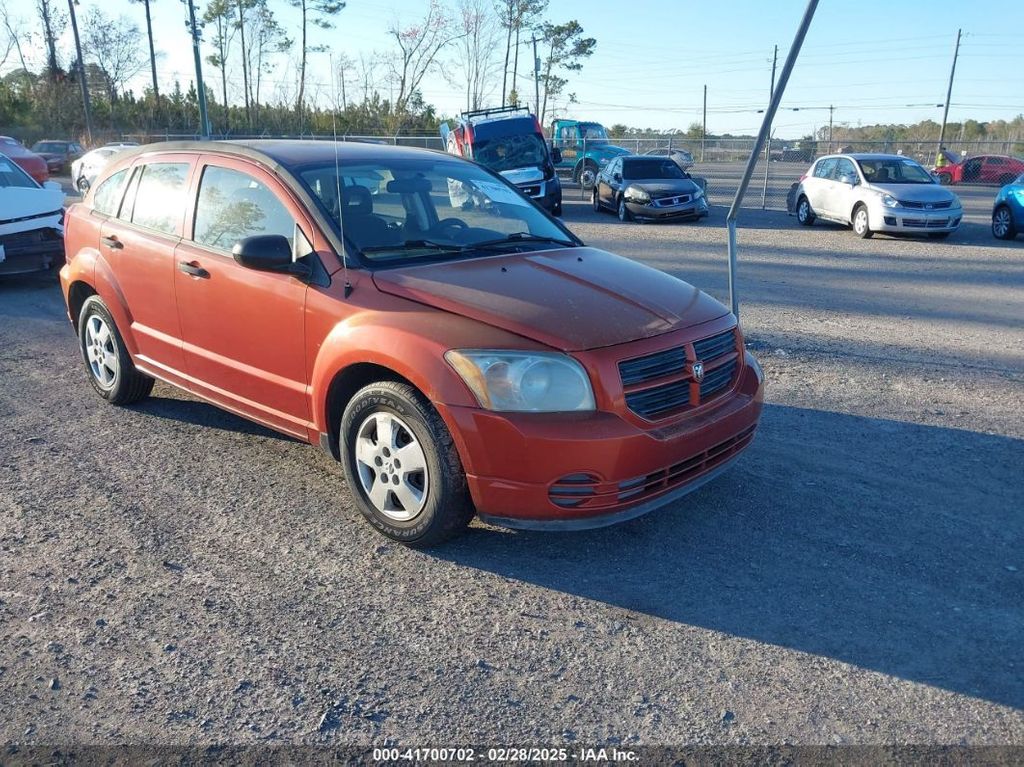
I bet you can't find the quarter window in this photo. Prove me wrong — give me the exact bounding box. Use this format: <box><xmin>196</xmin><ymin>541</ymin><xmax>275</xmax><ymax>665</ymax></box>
<box><xmin>193</xmin><ymin>165</ymin><xmax>295</xmax><ymax>252</ymax></box>
<box><xmin>131</xmin><ymin>162</ymin><xmax>191</xmax><ymax>235</ymax></box>
<box><xmin>91</xmin><ymin>169</ymin><xmax>130</xmax><ymax>216</ymax></box>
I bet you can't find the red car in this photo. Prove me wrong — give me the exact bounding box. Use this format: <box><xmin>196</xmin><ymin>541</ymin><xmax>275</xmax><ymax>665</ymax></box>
<box><xmin>60</xmin><ymin>141</ymin><xmax>764</xmax><ymax>545</ymax></box>
<box><xmin>0</xmin><ymin>136</ymin><xmax>49</xmax><ymax>184</ymax></box>
<box><xmin>933</xmin><ymin>154</ymin><xmax>1024</xmax><ymax>186</ymax></box>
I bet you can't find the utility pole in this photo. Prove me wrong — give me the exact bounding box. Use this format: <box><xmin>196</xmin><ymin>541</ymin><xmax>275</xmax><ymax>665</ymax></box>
<box><xmin>67</xmin><ymin>0</ymin><xmax>93</xmax><ymax>145</ymax></box>
<box><xmin>532</xmin><ymin>35</ymin><xmax>540</xmax><ymax>120</ymax></box>
<box><xmin>185</xmin><ymin>0</ymin><xmax>212</xmax><ymax>138</ymax></box>
<box><xmin>937</xmin><ymin>28</ymin><xmax>962</xmax><ymax>161</ymax></box>
<box><xmin>761</xmin><ymin>44</ymin><xmax>778</xmax><ymax>209</ymax></box>
<box><xmin>828</xmin><ymin>104</ymin><xmax>834</xmax><ymax>153</ymax></box>
<box><xmin>701</xmin><ymin>84</ymin><xmax>707</xmax><ymax>162</ymax></box>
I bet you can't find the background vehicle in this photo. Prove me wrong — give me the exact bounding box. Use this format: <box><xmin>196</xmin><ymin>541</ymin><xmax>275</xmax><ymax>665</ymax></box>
<box><xmin>0</xmin><ymin>152</ymin><xmax>65</xmax><ymax>275</ymax></box>
<box><xmin>31</xmin><ymin>140</ymin><xmax>84</xmax><ymax>175</ymax></box>
<box><xmin>0</xmin><ymin>136</ymin><xmax>49</xmax><ymax>184</ymax></box>
<box><xmin>794</xmin><ymin>153</ymin><xmax>962</xmax><ymax>239</ymax></box>
<box><xmin>933</xmin><ymin>154</ymin><xmax>1024</xmax><ymax>186</ymax></box>
<box><xmin>593</xmin><ymin>155</ymin><xmax>708</xmax><ymax>223</ymax></box>
<box><xmin>551</xmin><ymin>119</ymin><xmax>630</xmax><ymax>188</ymax></box>
<box><xmin>643</xmin><ymin>146</ymin><xmax>695</xmax><ymax>171</ymax></box>
<box><xmin>992</xmin><ymin>173</ymin><xmax>1024</xmax><ymax>240</ymax></box>
<box><xmin>71</xmin><ymin>144</ymin><xmax>137</xmax><ymax>193</ymax></box>
<box><xmin>61</xmin><ymin>140</ymin><xmax>762</xmax><ymax>545</ymax></box>
<box><xmin>442</xmin><ymin>106</ymin><xmax>562</xmax><ymax>215</ymax></box>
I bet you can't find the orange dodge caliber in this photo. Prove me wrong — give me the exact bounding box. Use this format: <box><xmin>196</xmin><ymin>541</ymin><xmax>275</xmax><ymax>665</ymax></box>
<box><xmin>60</xmin><ymin>141</ymin><xmax>764</xmax><ymax>545</ymax></box>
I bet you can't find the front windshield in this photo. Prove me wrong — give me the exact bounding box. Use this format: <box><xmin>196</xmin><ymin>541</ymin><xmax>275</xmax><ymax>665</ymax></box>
<box><xmin>857</xmin><ymin>158</ymin><xmax>934</xmax><ymax>185</ymax></box>
<box><xmin>623</xmin><ymin>158</ymin><xmax>686</xmax><ymax>180</ymax></box>
<box><xmin>33</xmin><ymin>142</ymin><xmax>66</xmax><ymax>154</ymax></box>
<box><xmin>579</xmin><ymin>123</ymin><xmax>609</xmax><ymax>144</ymax></box>
<box><xmin>473</xmin><ymin>133</ymin><xmax>548</xmax><ymax>173</ymax></box>
<box><xmin>0</xmin><ymin>154</ymin><xmax>36</xmax><ymax>188</ymax></box>
<box><xmin>299</xmin><ymin>156</ymin><xmax>576</xmax><ymax>264</ymax></box>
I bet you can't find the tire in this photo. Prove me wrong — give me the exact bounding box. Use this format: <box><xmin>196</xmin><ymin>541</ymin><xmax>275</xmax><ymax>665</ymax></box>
<box><xmin>578</xmin><ymin>161</ymin><xmax>598</xmax><ymax>189</ymax></box>
<box><xmin>796</xmin><ymin>195</ymin><xmax>815</xmax><ymax>226</ymax></box>
<box><xmin>78</xmin><ymin>296</ymin><xmax>154</xmax><ymax>405</ymax></box>
<box><xmin>591</xmin><ymin>188</ymin><xmax>602</xmax><ymax>212</ymax></box>
<box><xmin>551</xmin><ymin>202</ymin><xmax>562</xmax><ymax>217</ymax></box>
<box><xmin>852</xmin><ymin>204</ymin><xmax>872</xmax><ymax>238</ymax></box>
<box><xmin>340</xmin><ymin>381</ymin><xmax>473</xmax><ymax>546</ymax></box>
<box><xmin>937</xmin><ymin>172</ymin><xmax>952</xmax><ymax>185</ymax></box>
<box><xmin>992</xmin><ymin>205</ymin><xmax>1017</xmax><ymax>240</ymax></box>
<box><xmin>617</xmin><ymin>196</ymin><xmax>632</xmax><ymax>222</ymax></box>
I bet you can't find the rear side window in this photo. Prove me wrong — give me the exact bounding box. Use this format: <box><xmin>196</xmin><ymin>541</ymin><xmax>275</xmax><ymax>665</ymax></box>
<box><xmin>814</xmin><ymin>158</ymin><xmax>838</xmax><ymax>179</ymax></box>
<box><xmin>192</xmin><ymin>165</ymin><xmax>295</xmax><ymax>252</ymax></box>
<box><xmin>131</xmin><ymin>162</ymin><xmax>191</xmax><ymax>235</ymax></box>
<box><xmin>91</xmin><ymin>169</ymin><xmax>130</xmax><ymax>215</ymax></box>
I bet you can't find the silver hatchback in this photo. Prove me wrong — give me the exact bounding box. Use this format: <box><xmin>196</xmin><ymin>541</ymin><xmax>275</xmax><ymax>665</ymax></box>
<box><xmin>793</xmin><ymin>153</ymin><xmax>962</xmax><ymax>239</ymax></box>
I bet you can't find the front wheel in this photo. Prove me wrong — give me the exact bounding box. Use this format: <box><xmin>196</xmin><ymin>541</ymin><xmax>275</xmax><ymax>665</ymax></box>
<box><xmin>591</xmin><ymin>188</ymin><xmax>602</xmax><ymax>212</ymax></box>
<box><xmin>617</xmin><ymin>196</ymin><xmax>632</xmax><ymax>222</ymax></box>
<box><xmin>78</xmin><ymin>296</ymin><xmax>154</xmax><ymax>405</ymax></box>
<box><xmin>340</xmin><ymin>381</ymin><xmax>473</xmax><ymax>546</ymax></box>
<box><xmin>852</xmin><ymin>204</ymin><xmax>872</xmax><ymax>238</ymax></box>
<box><xmin>578</xmin><ymin>162</ymin><xmax>598</xmax><ymax>189</ymax></box>
<box><xmin>992</xmin><ymin>205</ymin><xmax>1017</xmax><ymax>240</ymax></box>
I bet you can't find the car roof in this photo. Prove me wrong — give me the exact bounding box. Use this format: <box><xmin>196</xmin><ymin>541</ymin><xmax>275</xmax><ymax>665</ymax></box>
<box><xmin>819</xmin><ymin>153</ymin><xmax>917</xmax><ymax>162</ymax></box>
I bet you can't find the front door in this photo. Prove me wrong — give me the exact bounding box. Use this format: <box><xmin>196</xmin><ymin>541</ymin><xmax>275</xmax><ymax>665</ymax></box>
<box><xmin>172</xmin><ymin>157</ymin><xmax>313</xmax><ymax>438</ymax></box>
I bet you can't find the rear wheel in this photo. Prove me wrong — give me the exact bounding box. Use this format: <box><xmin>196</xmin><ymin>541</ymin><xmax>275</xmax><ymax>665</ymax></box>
<box><xmin>78</xmin><ymin>296</ymin><xmax>154</xmax><ymax>405</ymax></box>
<box><xmin>852</xmin><ymin>204</ymin><xmax>872</xmax><ymax>238</ymax></box>
<box><xmin>992</xmin><ymin>205</ymin><xmax>1017</xmax><ymax>240</ymax></box>
<box><xmin>937</xmin><ymin>172</ymin><xmax>952</xmax><ymax>185</ymax></box>
<box><xmin>796</xmin><ymin>196</ymin><xmax>815</xmax><ymax>226</ymax></box>
<box><xmin>340</xmin><ymin>381</ymin><xmax>473</xmax><ymax>546</ymax></box>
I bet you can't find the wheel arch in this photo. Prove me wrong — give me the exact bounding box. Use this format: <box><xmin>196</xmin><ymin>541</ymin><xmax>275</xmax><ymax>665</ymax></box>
<box><xmin>67</xmin><ymin>280</ymin><xmax>98</xmax><ymax>332</ymax></box>
<box><xmin>322</xmin><ymin>362</ymin><xmax>417</xmax><ymax>460</ymax></box>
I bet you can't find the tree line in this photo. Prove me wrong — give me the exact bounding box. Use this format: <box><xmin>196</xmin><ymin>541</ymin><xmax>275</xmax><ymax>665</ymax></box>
<box><xmin>0</xmin><ymin>0</ymin><xmax>597</xmax><ymax>144</ymax></box>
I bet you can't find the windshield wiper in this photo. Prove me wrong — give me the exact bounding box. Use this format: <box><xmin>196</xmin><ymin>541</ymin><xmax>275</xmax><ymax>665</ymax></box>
<box><xmin>468</xmin><ymin>233</ymin><xmax>575</xmax><ymax>250</ymax></box>
<box><xmin>361</xmin><ymin>239</ymin><xmax>467</xmax><ymax>254</ymax></box>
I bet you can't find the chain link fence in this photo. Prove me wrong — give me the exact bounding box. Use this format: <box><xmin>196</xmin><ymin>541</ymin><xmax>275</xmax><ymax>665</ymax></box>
<box><xmin>116</xmin><ymin>132</ymin><xmax>1023</xmax><ymax>213</ymax></box>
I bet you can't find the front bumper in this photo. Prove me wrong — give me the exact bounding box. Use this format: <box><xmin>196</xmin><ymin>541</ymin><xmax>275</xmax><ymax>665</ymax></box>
<box><xmin>440</xmin><ymin>352</ymin><xmax>764</xmax><ymax>530</ymax></box>
<box><xmin>518</xmin><ymin>176</ymin><xmax>562</xmax><ymax>213</ymax></box>
<box><xmin>0</xmin><ymin>227</ymin><xmax>64</xmax><ymax>275</ymax></box>
<box><xmin>626</xmin><ymin>195</ymin><xmax>709</xmax><ymax>221</ymax></box>
<box><xmin>868</xmin><ymin>201</ymin><xmax>962</xmax><ymax>233</ymax></box>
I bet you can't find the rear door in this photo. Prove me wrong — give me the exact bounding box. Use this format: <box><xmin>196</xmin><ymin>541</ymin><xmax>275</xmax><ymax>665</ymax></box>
<box><xmin>172</xmin><ymin>155</ymin><xmax>312</xmax><ymax>437</ymax></box>
<box><xmin>803</xmin><ymin>158</ymin><xmax>838</xmax><ymax>217</ymax></box>
<box><xmin>828</xmin><ymin>158</ymin><xmax>859</xmax><ymax>222</ymax></box>
<box><xmin>99</xmin><ymin>156</ymin><xmax>195</xmax><ymax>385</ymax></box>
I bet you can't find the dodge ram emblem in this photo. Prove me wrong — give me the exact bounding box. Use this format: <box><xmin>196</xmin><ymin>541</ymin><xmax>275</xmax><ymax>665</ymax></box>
<box><xmin>692</xmin><ymin>361</ymin><xmax>705</xmax><ymax>382</ymax></box>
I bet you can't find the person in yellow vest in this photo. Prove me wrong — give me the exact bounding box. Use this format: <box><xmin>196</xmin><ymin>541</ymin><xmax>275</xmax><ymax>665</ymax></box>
<box><xmin>935</xmin><ymin>146</ymin><xmax>949</xmax><ymax>167</ymax></box>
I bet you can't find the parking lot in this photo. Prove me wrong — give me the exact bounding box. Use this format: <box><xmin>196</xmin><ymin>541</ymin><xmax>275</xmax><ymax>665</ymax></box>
<box><xmin>1</xmin><ymin>182</ymin><xmax>1022</xmax><ymax>747</ymax></box>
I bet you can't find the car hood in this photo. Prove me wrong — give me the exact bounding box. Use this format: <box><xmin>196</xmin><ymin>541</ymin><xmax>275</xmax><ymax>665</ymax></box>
<box><xmin>499</xmin><ymin>166</ymin><xmax>545</xmax><ymax>185</ymax></box>
<box><xmin>866</xmin><ymin>183</ymin><xmax>958</xmax><ymax>203</ymax></box>
<box><xmin>0</xmin><ymin>186</ymin><xmax>64</xmax><ymax>226</ymax></box>
<box><xmin>372</xmin><ymin>247</ymin><xmax>730</xmax><ymax>352</ymax></box>
<box><xmin>627</xmin><ymin>179</ymin><xmax>701</xmax><ymax>196</ymax></box>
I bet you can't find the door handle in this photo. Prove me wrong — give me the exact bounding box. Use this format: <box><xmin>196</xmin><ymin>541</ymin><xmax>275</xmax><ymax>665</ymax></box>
<box><xmin>178</xmin><ymin>261</ymin><xmax>210</xmax><ymax>279</ymax></box>
<box><xmin>100</xmin><ymin>235</ymin><xmax>123</xmax><ymax>250</ymax></box>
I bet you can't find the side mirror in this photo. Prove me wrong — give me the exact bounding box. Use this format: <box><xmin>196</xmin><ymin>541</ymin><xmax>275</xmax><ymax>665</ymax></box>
<box><xmin>550</xmin><ymin>147</ymin><xmax>562</xmax><ymax>164</ymax></box>
<box><xmin>839</xmin><ymin>174</ymin><xmax>857</xmax><ymax>186</ymax></box>
<box><xmin>232</xmin><ymin>234</ymin><xmax>305</xmax><ymax>276</ymax></box>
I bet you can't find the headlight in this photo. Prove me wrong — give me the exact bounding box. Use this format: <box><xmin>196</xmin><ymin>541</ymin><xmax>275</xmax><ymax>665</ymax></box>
<box><xmin>950</xmin><ymin>197</ymin><xmax>962</xmax><ymax>208</ymax></box>
<box><xmin>625</xmin><ymin>185</ymin><xmax>651</xmax><ymax>204</ymax></box>
<box><xmin>881</xmin><ymin>193</ymin><xmax>899</xmax><ymax>208</ymax></box>
<box><xmin>445</xmin><ymin>350</ymin><xmax>596</xmax><ymax>412</ymax></box>
<box><xmin>693</xmin><ymin>187</ymin><xmax>704</xmax><ymax>200</ymax></box>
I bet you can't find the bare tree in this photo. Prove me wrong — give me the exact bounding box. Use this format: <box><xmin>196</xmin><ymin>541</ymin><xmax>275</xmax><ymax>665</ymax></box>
<box><xmin>203</xmin><ymin>0</ymin><xmax>237</xmax><ymax>131</ymax></box>
<box><xmin>385</xmin><ymin>0</ymin><xmax>463</xmax><ymax>132</ymax></box>
<box><xmin>290</xmin><ymin>0</ymin><xmax>344</xmax><ymax>115</ymax></box>
<box><xmin>494</xmin><ymin>0</ymin><xmax>545</xmax><ymax>106</ymax></box>
<box><xmin>128</xmin><ymin>0</ymin><xmax>160</xmax><ymax>102</ymax></box>
<box><xmin>245</xmin><ymin>0</ymin><xmax>290</xmax><ymax>122</ymax></box>
<box><xmin>537</xmin><ymin>19</ymin><xmax>594</xmax><ymax>126</ymax></box>
<box><xmin>36</xmin><ymin>0</ymin><xmax>66</xmax><ymax>82</ymax></box>
<box><xmin>449</xmin><ymin>0</ymin><xmax>500</xmax><ymax>112</ymax></box>
<box><xmin>0</xmin><ymin>4</ymin><xmax>29</xmax><ymax>75</ymax></box>
<box><xmin>82</xmin><ymin>8</ymin><xmax>147</xmax><ymax>102</ymax></box>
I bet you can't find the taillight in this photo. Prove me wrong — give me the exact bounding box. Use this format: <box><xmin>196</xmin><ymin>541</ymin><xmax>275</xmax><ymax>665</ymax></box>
<box><xmin>798</xmin><ymin>173</ymin><xmax>808</xmax><ymax>182</ymax></box>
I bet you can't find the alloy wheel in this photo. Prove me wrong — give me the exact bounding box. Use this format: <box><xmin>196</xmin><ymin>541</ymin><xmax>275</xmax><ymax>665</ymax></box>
<box><xmin>84</xmin><ymin>315</ymin><xmax>118</xmax><ymax>389</ymax></box>
<box><xmin>354</xmin><ymin>412</ymin><xmax>428</xmax><ymax>521</ymax></box>
<box><xmin>993</xmin><ymin>208</ymin><xmax>1012</xmax><ymax>238</ymax></box>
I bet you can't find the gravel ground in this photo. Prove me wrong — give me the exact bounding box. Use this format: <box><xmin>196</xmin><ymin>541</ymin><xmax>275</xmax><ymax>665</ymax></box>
<box><xmin>1</xmin><ymin>193</ymin><xmax>1022</xmax><ymax>749</ymax></box>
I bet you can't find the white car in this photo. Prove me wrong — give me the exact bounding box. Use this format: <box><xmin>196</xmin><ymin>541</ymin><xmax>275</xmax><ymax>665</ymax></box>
<box><xmin>793</xmin><ymin>153</ymin><xmax>963</xmax><ymax>239</ymax></box>
<box><xmin>0</xmin><ymin>152</ymin><xmax>65</xmax><ymax>275</ymax></box>
<box><xmin>70</xmin><ymin>143</ymin><xmax>136</xmax><ymax>193</ymax></box>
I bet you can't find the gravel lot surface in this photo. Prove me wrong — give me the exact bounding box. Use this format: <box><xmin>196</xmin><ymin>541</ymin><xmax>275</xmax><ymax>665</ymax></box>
<box><xmin>1</xmin><ymin>186</ymin><xmax>1022</xmax><ymax>748</ymax></box>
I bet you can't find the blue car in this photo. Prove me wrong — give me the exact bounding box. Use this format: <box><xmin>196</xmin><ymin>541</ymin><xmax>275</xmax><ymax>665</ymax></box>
<box><xmin>992</xmin><ymin>173</ymin><xmax>1024</xmax><ymax>240</ymax></box>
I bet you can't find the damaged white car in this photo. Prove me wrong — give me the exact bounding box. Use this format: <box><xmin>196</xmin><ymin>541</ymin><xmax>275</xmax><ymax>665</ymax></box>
<box><xmin>0</xmin><ymin>152</ymin><xmax>65</xmax><ymax>275</ymax></box>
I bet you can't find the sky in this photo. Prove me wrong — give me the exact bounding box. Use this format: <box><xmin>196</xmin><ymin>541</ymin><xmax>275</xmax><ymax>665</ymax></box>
<box><xmin>3</xmin><ymin>0</ymin><xmax>1022</xmax><ymax>137</ymax></box>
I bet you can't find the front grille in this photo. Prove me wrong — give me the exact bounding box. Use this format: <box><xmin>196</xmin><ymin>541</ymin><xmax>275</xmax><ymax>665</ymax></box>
<box><xmin>545</xmin><ymin>424</ymin><xmax>758</xmax><ymax>512</ymax></box>
<box><xmin>899</xmin><ymin>199</ymin><xmax>952</xmax><ymax>210</ymax></box>
<box><xmin>651</xmin><ymin>193</ymin><xmax>692</xmax><ymax>208</ymax></box>
<box><xmin>618</xmin><ymin>328</ymin><xmax>739</xmax><ymax>420</ymax></box>
<box><xmin>520</xmin><ymin>184</ymin><xmax>541</xmax><ymax>197</ymax></box>
<box><xmin>902</xmin><ymin>218</ymin><xmax>950</xmax><ymax>228</ymax></box>
<box><xmin>0</xmin><ymin>227</ymin><xmax>63</xmax><ymax>252</ymax></box>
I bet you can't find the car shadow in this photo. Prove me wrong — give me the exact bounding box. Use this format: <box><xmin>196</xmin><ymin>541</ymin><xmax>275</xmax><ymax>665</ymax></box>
<box><xmin>429</xmin><ymin>403</ymin><xmax>1024</xmax><ymax>710</ymax></box>
<box><xmin>131</xmin><ymin>393</ymin><xmax>297</xmax><ymax>442</ymax></box>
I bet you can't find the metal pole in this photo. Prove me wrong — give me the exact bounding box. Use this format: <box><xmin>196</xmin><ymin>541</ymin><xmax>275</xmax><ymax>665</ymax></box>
<box><xmin>701</xmin><ymin>84</ymin><xmax>707</xmax><ymax>162</ymax></box>
<box><xmin>67</xmin><ymin>0</ymin><xmax>92</xmax><ymax>145</ymax></box>
<box><xmin>532</xmin><ymin>36</ymin><xmax>540</xmax><ymax>119</ymax></box>
<box><xmin>726</xmin><ymin>0</ymin><xmax>818</xmax><ymax>320</ymax></box>
<box><xmin>828</xmin><ymin>104</ymin><xmax>834</xmax><ymax>153</ymax></box>
<box><xmin>761</xmin><ymin>45</ymin><xmax>778</xmax><ymax>209</ymax></box>
<box><xmin>936</xmin><ymin>28</ymin><xmax>962</xmax><ymax>161</ymax></box>
<box><xmin>186</xmin><ymin>0</ymin><xmax>212</xmax><ymax>138</ymax></box>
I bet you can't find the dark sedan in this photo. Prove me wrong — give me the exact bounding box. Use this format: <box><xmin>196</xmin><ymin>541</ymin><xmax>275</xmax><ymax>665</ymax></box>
<box><xmin>593</xmin><ymin>156</ymin><xmax>708</xmax><ymax>222</ymax></box>
<box><xmin>31</xmin><ymin>140</ymin><xmax>84</xmax><ymax>175</ymax></box>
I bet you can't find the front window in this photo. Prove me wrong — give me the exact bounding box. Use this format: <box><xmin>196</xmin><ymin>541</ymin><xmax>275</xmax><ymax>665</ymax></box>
<box><xmin>0</xmin><ymin>154</ymin><xmax>38</xmax><ymax>189</ymax></box>
<box><xmin>857</xmin><ymin>158</ymin><xmax>934</xmax><ymax>185</ymax></box>
<box><xmin>298</xmin><ymin>156</ymin><xmax>576</xmax><ymax>265</ymax></box>
<box><xmin>578</xmin><ymin>123</ymin><xmax>609</xmax><ymax>144</ymax></box>
<box><xmin>472</xmin><ymin>133</ymin><xmax>548</xmax><ymax>173</ymax></box>
<box><xmin>622</xmin><ymin>158</ymin><xmax>686</xmax><ymax>180</ymax></box>
<box><xmin>193</xmin><ymin>165</ymin><xmax>295</xmax><ymax>252</ymax></box>
<box><xmin>32</xmin><ymin>141</ymin><xmax>67</xmax><ymax>154</ymax></box>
